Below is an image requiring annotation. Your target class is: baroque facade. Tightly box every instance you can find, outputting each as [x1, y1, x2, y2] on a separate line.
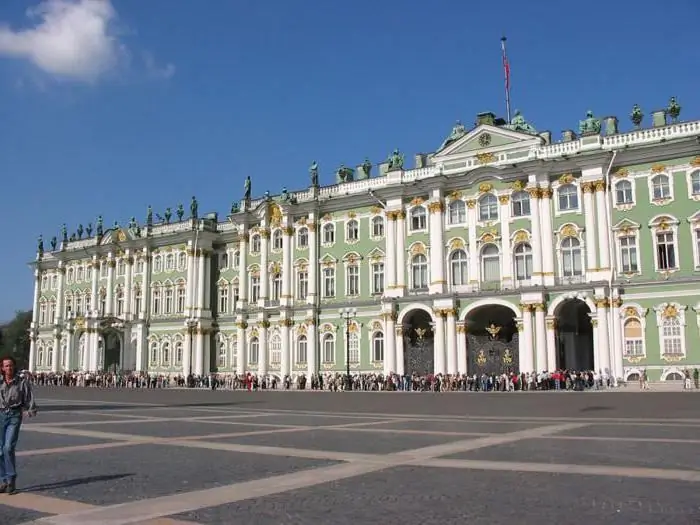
[29, 102, 700, 381]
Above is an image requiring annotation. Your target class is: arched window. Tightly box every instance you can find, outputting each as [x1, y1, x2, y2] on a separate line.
[67, 267, 74, 283]
[513, 243, 533, 281]
[220, 252, 229, 268]
[217, 339, 227, 368]
[153, 255, 163, 273]
[322, 333, 335, 363]
[165, 254, 175, 271]
[270, 334, 282, 364]
[272, 229, 283, 250]
[511, 191, 530, 217]
[448, 200, 466, 224]
[615, 180, 633, 205]
[176, 284, 186, 313]
[561, 237, 583, 277]
[297, 335, 308, 364]
[623, 318, 643, 357]
[348, 332, 359, 364]
[271, 272, 282, 301]
[151, 287, 161, 315]
[450, 249, 468, 286]
[231, 340, 238, 369]
[372, 331, 384, 362]
[161, 341, 171, 366]
[410, 254, 428, 290]
[133, 287, 142, 317]
[346, 220, 359, 242]
[651, 175, 671, 200]
[164, 286, 174, 313]
[410, 207, 427, 231]
[115, 287, 125, 316]
[481, 244, 500, 282]
[249, 337, 259, 364]
[661, 317, 683, 356]
[558, 184, 578, 211]
[149, 341, 159, 365]
[297, 227, 309, 247]
[478, 194, 498, 221]
[323, 223, 335, 244]
[251, 234, 261, 253]
[371, 216, 384, 237]
[174, 340, 184, 365]
[178, 252, 187, 270]
[691, 170, 700, 195]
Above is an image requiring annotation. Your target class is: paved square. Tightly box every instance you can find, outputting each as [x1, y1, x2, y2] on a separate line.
[1, 388, 699, 525]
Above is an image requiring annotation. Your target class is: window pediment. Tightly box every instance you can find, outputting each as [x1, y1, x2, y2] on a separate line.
[648, 215, 679, 230]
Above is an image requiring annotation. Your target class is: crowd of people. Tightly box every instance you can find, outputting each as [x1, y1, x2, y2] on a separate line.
[28, 369, 626, 392]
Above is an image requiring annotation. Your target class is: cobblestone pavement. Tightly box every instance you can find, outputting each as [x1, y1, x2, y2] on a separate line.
[1, 388, 699, 524]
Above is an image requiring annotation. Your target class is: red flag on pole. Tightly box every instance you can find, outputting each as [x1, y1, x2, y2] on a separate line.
[501, 37, 512, 123]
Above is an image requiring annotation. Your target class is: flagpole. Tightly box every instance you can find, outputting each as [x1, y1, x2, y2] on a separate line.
[501, 36, 512, 123]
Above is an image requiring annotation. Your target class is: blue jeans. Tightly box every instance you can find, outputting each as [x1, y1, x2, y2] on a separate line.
[0, 411, 22, 482]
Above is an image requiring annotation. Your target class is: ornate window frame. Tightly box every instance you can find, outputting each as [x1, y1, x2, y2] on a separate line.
[249, 233, 261, 255]
[477, 193, 499, 224]
[215, 332, 228, 369]
[296, 226, 309, 249]
[248, 265, 261, 303]
[553, 178, 581, 216]
[294, 259, 309, 301]
[320, 328, 336, 365]
[619, 303, 648, 362]
[369, 215, 385, 239]
[510, 190, 531, 218]
[342, 252, 361, 297]
[408, 242, 429, 291]
[248, 334, 260, 365]
[687, 168, 700, 201]
[321, 256, 336, 298]
[295, 329, 308, 366]
[271, 228, 283, 253]
[268, 331, 282, 367]
[408, 202, 428, 233]
[345, 218, 360, 244]
[217, 278, 230, 314]
[612, 219, 642, 277]
[648, 170, 674, 206]
[555, 223, 586, 281]
[653, 302, 687, 361]
[447, 199, 467, 226]
[367, 250, 385, 295]
[370, 328, 385, 363]
[648, 215, 680, 274]
[448, 246, 469, 288]
[613, 178, 636, 210]
[321, 222, 335, 247]
[479, 242, 501, 283]
[687, 211, 700, 270]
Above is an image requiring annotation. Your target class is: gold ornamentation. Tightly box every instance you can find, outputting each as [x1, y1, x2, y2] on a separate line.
[74, 317, 85, 329]
[449, 238, 465, 250]
[540, 188, 553, 199]
[283, 226, 294, 236]
[691, 156, 700, 167]
[594, 297, 610, 308]
[447, 190, 463, 201]
[259, 228, 270, 239]
[322, 214, 333, 222]
[270, 261, 281, 275]
[456, 324, 466, 334]
[545, 319, 556, 330]
[516, 321, 524, 332]
[478, 133, 491, 147]
[657, 218, 671, 231]
[498, 195, 510, 205]
[427, 201, 444, 214]
[662, 304, 678, 318]
[249, 327, 259, 337]
[625, 355, 644, 364]
[650, 164, 666, 173]
[533, 303, 546, 313]
[478, 182, 493, 193]
[236, 321, 248, 330]
[611, 298, 623, 308]
[476, 152, 496, 165]
[307, 222, 317, 232]
[590, 319, 598, 328]
[322, 258, 335, 267]
[348, 322, 359, 333]
[410, 243, 426, 256]
[410, 197, 424, 207]
[661, 354, 683, 363]
[279, 319, 294, 327]
[370, 206, 382, 215]
[347, 212, 357, 220]
[396, 211, 406, 220]
[614, 168, 629, 178]
[305, 317, 316, 326]
[624, 306, 637, 318]
[526, 187, 541, 199]
[486, 324, 501, 339]
[513, 230, 529, 243]
[371, 321, 382, 331]
[560, 225, 577, 238]
[511, 180, 526, 191]
[559, 173, 575, 184]
[481, 233, 495, 243]
[268, 203, 283, 226]
[466, 199, 476, 209]
[260, 320, 271, 329]
[502, 349, 513, 365]
[117, 230, 127, 242]
[476, 350, 487, 366]
[581, 182, 594, 194]
[594, 180, 606, 192]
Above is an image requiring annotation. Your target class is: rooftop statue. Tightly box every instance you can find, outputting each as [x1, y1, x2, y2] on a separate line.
[630, 104, 644, 129]
[667, 97, 681, 123]
[336, 164, 354, 183]
[164, 208, 172, 223]
[309, 161, 319, 187]
[190, 196, 198, 219]
[76, 224, 84, 239]
[146, 205, 153, 226]
[61, 224, 68, 243]
[507, 110, 537, 134]
[439, 121, 466, 150]
[578, 110, 601, 135]
[113, 220, 119, 230]
[244, 176, 252, 202]
[230, 201, 240, 214]
[37, 235, 44, 254]
[96, 216, 104, 237]
[86, 223, 93, 237]
[50, 237, 57, 251]
[176, 204, 184, 221]
[387, 149, 404, 171]
[128, 217, 137, 230]
[361, 157, 372, 178]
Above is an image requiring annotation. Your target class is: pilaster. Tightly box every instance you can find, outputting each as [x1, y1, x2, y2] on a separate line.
[139, 250, 151, 319]
[29, 271, 40, 373]
[519, 305, 534, 373]
[466, 200, 478, 284]
[581, 182, 598, 274]
[238, 231, 248, 304]
[105, 254, 115, 316]
[194, 329, 205, 375]
[499, 195, 513, 288]
[456, 322, 467, 374]
[90, 256, 99, 317]
[258, 319, 269, 376]
[56, 265, 66, 321]
[236, 318, 248, 375]
[540, 189, 556, 286]
[259, 228, 270, 304]
[183, 324, 193, 376]
[526, 187, 543, 285]
[280, 318, 292, 377]
[395, 322, 404, 375]
[281, 224, 294, 307]
[395, 211, 406, 292]
[306, 314, 317, 376]
[52, 330, 60, 373]
[610, 296, 623, 380]
[595, 179, 611, 276]
[428, 200, 445, 294]
[445, 308, 457, 374]
[533, 303, 547, 371]
[383, 309, 397, 374]
[595, 297, 611, 374]
[384, 211, 397, 294]
[124, 253, 133, 319]
[433, 310, 446, 375]
[186, 243, 196, 315]
[545, 317, 557, 371]
[307, 220, 318, 304]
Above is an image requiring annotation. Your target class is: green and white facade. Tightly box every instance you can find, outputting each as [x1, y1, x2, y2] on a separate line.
[29, 108, 700, 381]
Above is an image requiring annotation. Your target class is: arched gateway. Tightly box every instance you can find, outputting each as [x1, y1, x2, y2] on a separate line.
[554, 299, 594, 371]
[400, 309, 435, 376]
[464, 304, 519, 375]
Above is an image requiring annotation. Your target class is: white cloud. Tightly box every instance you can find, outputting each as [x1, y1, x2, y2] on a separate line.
[0, 0, 172, 83]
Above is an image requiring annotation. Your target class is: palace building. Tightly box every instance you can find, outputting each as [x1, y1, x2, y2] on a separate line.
[28, 100, 700, 382]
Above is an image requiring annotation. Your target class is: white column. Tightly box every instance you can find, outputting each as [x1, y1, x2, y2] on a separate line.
[611, 298, 623, 381]
[534, 304, 547, 371]
[591, 317, 600, 372]
[499, 196, 512, 287]
[428, 202, 445, 293]
[395, 212, 406, 290]
[260, 230, 270, 302]
[202, 331, 211, 374]
[236, 321, 247, 374]
[546, 317, 557, 371]
[197, 251, 206, 313]
[281, 226, 293, 306]
[186, 245, 196, 314]
[139, 252, 151, 319]
[539, 190, 556, 286]
[203, 253, 211, 314]
[597, 300, 611, 374]
[281, 321, 291, 377]
[238, 236, 248, 304]
[582, 183, 598, 272]
[52, 332, 60, 373]
[384, 314, 396, 374]
[91, 257, 99, 316]
[519, 306, 534, 374]
[595, 181, 611, 271]
[56, 266, 66, 320]
[433, 312, 446, 375]
[29, 272, 40, 372]
[194, 331, 204, 375]
[182, 327, 192, 376]
[258, 323, 269, 376]
[446, 310, 457, 374]
[527, 188, 543, 285]
[395, 325, 405, 375]
[89, 329, 100, 371]
[124, 254, 133, 318]
[135, 326, 146, 372]
[307, 222, 317, 303]
[105, 256, 115, 316]
[306, 321, 317, 377]
[467, 201, 478, 284]
[456, 323, 467, 374]
[65, 331, 75, 370]
[385, 213, 397, 290]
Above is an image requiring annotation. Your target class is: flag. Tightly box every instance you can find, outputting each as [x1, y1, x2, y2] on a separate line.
[501, 37, 510, 92]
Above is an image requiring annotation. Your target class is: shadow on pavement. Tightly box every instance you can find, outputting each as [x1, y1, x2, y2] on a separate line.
[40, 400, 262, 412]
[22, 473, 133, 492]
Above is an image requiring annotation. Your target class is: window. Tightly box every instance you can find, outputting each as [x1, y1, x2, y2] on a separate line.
[164, 286, 173, 314]
[656, 232, 676, 270]
[347, 265, 359, 296]
[323, 267, 335, 298]
[134, 260, 142, 274]
[619, 235, 639, 273]
[297, 228, 308, 248]
[346, 220, 359, 242]
[371, 262, 384, 294]
[478, 194, 498, 222]
[371, 216, 384, 237]
[410, 207, 427, 231]
[166, 254, 175, 271]
[178, 252, 187, 270]
[133, 287, 142, 317]
[51, 275, 58, 289]
[348, 332, 359, 364]
[231, 340, 238, 369]
[232, 251, 239, 269]
[297, 270, 308, 300]
[322, 333, 335, 363]
[271, 273, 282, 301]
[651, 175, 671, 200]
[661, 317, 683, 356]
[558, 184, 578, 211]
[153, 256, 162, 273]
[232, 282, 240, 305]
[115, 287, 125, 316]
[78, 335, 86, 369]
[49, 299, 56, 324]
[250, 275, 260, 302]
[410, 254, 428, 290]
[65, 294, 73, 315]
[176, 285, 186, 313]
[251, 234, 261, 253]
[691, 171, 700, 196]
[513, 243, 533, 281]
[481, 245, 500, 282]
[297, 335, 308, 364]
[511, 191, 530, 217]
[323, 223, 335, 244]
[39, 301, 46, 325]
[150, 342, 158, 365]
[448, 200, 466, 224]
[623, 318, 644, 356]
[162, 342, 171, 366]
[152, 287, 161, 315]
[67, 267, 74, 283]
[98, 290, 106, 314]
[219, 286, 229, 313]
[272, 230, 283, 250]
[270, 334, 281, 365]
[218, 340, 227, 368]
[372, 332, 384, 362]
[561, 237, 583, 277]
[220, 252, 229, 269]
[450, 249, 468, 286]
[615, 180, 633, 205]
[174, 340, 183, 365]
[249, 337, 259, 364]
[695, 229, 700, 267]
[77, 267, 84, 281]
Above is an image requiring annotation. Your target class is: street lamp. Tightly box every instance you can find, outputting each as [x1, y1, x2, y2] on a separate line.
[338, 307, 357, 391]
[185, 318, 196, 386]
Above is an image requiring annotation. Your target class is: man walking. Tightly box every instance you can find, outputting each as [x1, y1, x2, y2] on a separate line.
[0, 356, 37, 495]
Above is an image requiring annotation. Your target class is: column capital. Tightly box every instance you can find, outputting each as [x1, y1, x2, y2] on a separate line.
[427, 201, 444, 214]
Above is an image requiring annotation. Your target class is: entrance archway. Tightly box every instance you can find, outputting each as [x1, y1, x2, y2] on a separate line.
[555, 299, 594, 371]
[401, 309, 434, 375]
[464, 305, 519, 375]
[102, 330, 122, 372]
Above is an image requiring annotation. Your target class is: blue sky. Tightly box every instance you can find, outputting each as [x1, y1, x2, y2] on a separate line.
[0, 0, 698, 321]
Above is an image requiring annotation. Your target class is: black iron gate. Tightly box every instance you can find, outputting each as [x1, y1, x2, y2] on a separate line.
[467, 333, 519, 376]
[403, 336, 435, 376]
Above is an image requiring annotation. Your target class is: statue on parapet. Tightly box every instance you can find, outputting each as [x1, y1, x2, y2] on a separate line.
[146, 206, 153, 226]
[230, 201, 240, 214]
[128, 217, 137, 230]
[37, 235, 44, 254]
[61, 224, 68, 243]
[361, 157, 372, 178]
[164, 208, 172, 223]
[439, 121, 466, 150]
[190, 196, 198, 219]
[243, 176, 252, 203]
[50, 237, 57, 251]
[96, 216, 104, 237]
[578, 110, 601, 135]
[76, 224, 84, 239]
[309, 161, 319, 187]
[630, 104, 644, 129]
[86, 223, 93, 237]
[176, 204, 184, 221]
[508, 110, 537, 134]
[667, 97, 681, 123]
[387, 149, 404, 171]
